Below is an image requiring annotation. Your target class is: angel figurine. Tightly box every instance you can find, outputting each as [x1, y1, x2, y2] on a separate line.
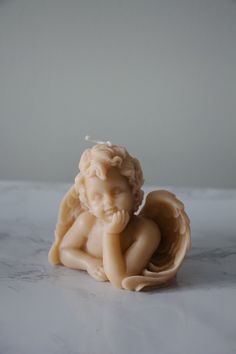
[48, 140, 191, 291]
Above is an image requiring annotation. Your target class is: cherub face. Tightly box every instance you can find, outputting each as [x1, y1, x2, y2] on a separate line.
[84, 167, 134, 221]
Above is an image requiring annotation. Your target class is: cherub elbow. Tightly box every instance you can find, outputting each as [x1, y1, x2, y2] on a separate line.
[58, 245, 73, 266]
[105, 272, 125, 289]
[111, 279, 123, 289]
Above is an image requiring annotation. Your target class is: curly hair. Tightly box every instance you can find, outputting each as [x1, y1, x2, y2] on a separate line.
[75, 144, 144, 212]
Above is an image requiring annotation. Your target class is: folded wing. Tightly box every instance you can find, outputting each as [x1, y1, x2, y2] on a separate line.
[48, 185, 84, 265]
[122, 190, 191, 291]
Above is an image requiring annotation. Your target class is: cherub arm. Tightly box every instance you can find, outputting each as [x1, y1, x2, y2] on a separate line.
[124, 219, 160, 275]
[59, 212, 107, 281]
[103, 213, 160, 288]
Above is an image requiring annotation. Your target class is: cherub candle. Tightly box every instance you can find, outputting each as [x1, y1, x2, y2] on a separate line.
[48, 138, 191, 291]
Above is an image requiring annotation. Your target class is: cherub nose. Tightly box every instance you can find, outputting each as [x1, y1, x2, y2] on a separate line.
[104, 193, 113, 208]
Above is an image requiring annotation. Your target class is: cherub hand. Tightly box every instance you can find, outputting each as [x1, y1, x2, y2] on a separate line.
[87, 259, 108, 282]
[104, 210, 130, 234]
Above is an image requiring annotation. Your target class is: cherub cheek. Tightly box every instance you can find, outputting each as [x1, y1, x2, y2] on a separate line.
[119, 196, 130, 204]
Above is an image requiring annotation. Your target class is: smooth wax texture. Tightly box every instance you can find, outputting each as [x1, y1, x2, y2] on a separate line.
[49, 144, 191, 291]
[1, 182, 236, 354]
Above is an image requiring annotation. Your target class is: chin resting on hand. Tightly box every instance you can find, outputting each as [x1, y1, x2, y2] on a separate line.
[103, 210, 130, 234]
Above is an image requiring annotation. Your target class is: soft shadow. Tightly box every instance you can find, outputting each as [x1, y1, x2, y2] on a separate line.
[143, 234, 236, 294]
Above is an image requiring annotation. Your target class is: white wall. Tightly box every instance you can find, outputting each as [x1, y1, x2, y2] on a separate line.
[0, 0, 236, 187]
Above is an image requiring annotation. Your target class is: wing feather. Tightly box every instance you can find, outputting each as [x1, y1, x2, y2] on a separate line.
[122, 190, 191, 291]
[48, 185, 84, 265]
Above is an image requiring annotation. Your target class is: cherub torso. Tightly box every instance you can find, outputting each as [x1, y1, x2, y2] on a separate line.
[82, 215, 139, 259]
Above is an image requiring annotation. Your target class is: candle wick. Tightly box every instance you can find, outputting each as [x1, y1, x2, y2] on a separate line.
[85, 135, 112, 147]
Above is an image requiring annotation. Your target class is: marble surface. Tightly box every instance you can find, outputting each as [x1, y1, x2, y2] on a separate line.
[0, 181, 236, 354]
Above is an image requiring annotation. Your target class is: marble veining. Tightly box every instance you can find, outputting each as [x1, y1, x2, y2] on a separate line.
[0, 181, 236, 354]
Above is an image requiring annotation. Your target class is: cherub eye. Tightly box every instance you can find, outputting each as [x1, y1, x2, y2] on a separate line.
[112, 188, 122, 196]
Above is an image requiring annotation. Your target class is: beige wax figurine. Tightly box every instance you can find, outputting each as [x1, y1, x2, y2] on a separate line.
[48, 137, 191, 291]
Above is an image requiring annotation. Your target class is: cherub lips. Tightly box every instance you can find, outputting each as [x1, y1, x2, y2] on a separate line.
[105, 208, 117, 216]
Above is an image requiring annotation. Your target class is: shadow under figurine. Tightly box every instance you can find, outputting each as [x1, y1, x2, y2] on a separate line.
[48, 142, 191, 291]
